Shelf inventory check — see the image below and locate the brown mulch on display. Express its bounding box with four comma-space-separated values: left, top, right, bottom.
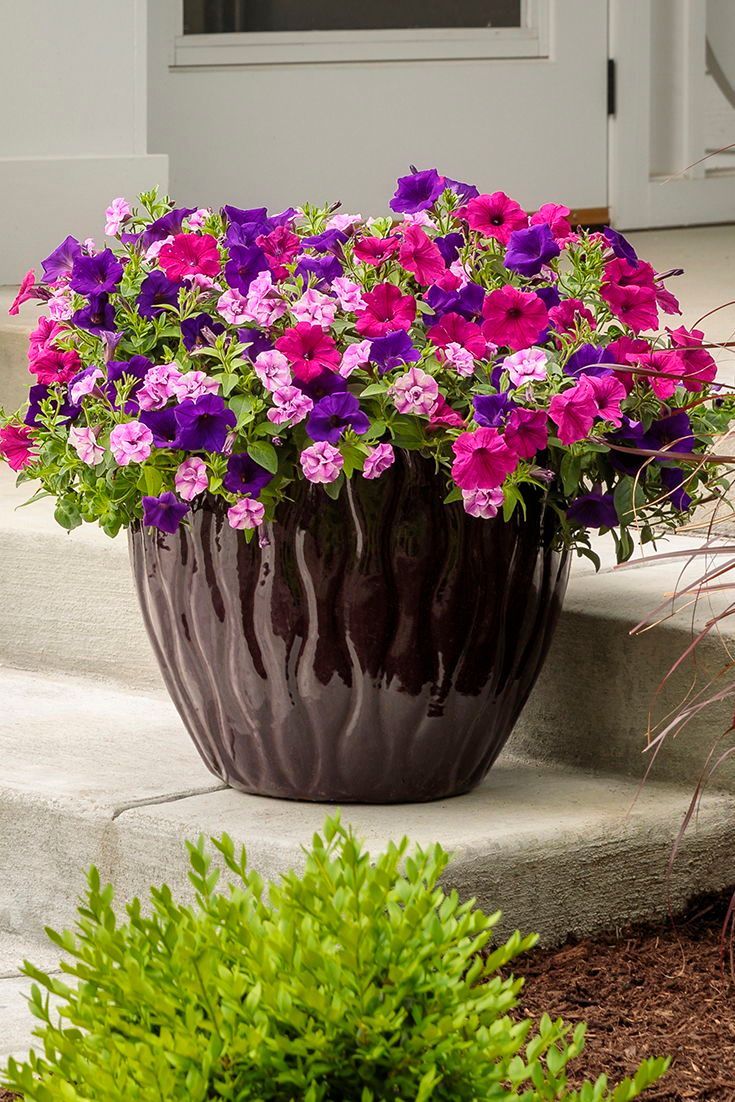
519, 891, 735, 1100
2, 897, 733, 1101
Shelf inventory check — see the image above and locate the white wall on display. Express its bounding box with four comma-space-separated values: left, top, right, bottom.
147, 0, 608, 215
0, 0, 167, 283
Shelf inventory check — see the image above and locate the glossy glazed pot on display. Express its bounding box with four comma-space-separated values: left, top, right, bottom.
129, 453, 569, 803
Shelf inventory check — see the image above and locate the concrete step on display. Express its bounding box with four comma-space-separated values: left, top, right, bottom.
0, 933, 61, 1063
2, 464, 734, 788
1, 665, 734, 967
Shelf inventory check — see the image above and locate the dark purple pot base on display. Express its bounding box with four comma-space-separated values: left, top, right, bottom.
129, 453, 569, 803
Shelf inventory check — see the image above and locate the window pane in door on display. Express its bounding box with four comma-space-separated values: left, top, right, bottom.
183, 0, 523, 34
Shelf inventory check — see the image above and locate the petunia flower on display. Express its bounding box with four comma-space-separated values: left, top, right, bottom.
462, 487, 504, 518
228, 497, 265, 529
398, 225, 446, 285
363, 442, 395, 480
267, 385, 313, 427
306, 392, 370, 443
173, 394, 236, 453
390, 366, 439, 416
567, 490, 618, 530
0, 424, 36, 471
451, 427, 519, 490
504, 408, 548, 458
502, 347, 548, 387
530, 203, 573, 241
482, 286, 548, 351
40, 236, 81, 283
137, 271, 180, 319
389, 168, 445, 213
175, 456, 209, 501
355, 283, 416, 338
300, 440, 344, 483
68, 424, 104, 466
548, 382, 599, 445
223, 452, 273, 495
504, 224, 560, 277
158, 233, 220, 281
142, 491, 190, 534
253, 349, 291, 392
69, 250, 124, 296
369, 330, 420, 374
275, 323, 341, 381
104, 198, 131, 237
8, 270, 38, 315
464, 192, 527, 244
353, 236, 400, 266
109, 421, 154, 466
601, 282, 658, 333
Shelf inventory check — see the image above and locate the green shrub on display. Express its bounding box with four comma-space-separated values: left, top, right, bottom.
4, 818, 668, 1101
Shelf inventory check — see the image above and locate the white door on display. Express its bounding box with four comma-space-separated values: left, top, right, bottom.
148, 0, 610, 218
610, 0, 735, 228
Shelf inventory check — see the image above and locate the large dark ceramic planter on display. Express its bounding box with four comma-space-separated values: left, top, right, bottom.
129, 453, 569, 803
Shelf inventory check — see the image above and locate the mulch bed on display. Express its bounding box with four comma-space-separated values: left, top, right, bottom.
519, 891, 735, 1100
2, 894, 733, 1100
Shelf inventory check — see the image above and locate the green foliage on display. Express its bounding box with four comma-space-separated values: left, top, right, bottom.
3, 819, 669, 1101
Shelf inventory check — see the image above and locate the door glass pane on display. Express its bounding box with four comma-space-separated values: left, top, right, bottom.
183, 0, 523, 34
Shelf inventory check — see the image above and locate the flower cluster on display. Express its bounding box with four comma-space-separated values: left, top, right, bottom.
1, 173, 732, 560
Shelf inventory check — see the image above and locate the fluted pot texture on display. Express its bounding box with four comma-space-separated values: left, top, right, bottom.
129, 452, 569, 803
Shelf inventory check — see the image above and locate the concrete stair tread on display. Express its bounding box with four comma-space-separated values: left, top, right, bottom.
1, 664, 734, 937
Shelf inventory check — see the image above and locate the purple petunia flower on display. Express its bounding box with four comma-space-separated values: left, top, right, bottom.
238, 328, 274, 360
306, 391, 370, 443
138, 208, 196, 249
295, 254, 343, 289
369, 330, 420, 374
69, 249, 124, 296
293, 367, 348, 402
222, 452, 273, 496
222, 205, 269, 232
473, 393, 516, 428
303, 228, 348, 254
661, 466, 692, 511
504, 224, 560, 277
180, 313, 225, 351
142, 491, 190, 534
564, 344, 615, 378
389, 168, 445, 214
603, 227, 638, 266
106, 355, 152, 413
650, 411, 695, 455
225, 244, 269, 294
434, 232, 464, 266
41, 235, 82, 283
137, 271, 181, 319
443, 176, 480, 203
24, 383, 80, 427
567, 490, 618, 529
424, 282, 484, 322
173, 394, 236, 452
534, 284, 562, 311
139, 406, 180, 446
73, 294, 116, 334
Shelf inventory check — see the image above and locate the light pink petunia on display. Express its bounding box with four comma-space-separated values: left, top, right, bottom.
175, 456, 209, 501
109, 421, 153, 466
462, 487, 504, 518
68, 424, 104, 466
228, 497, 265, 529
300, 440, 344, 483
363, 442, 395, 480
391, 366, 439, 416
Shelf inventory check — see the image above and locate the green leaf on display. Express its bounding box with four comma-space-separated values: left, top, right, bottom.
360, 383, 388, 399
323, 473, 344, 500
247, 440, 279, 474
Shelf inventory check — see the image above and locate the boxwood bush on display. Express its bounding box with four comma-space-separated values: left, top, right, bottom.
4, 818, 668, 1100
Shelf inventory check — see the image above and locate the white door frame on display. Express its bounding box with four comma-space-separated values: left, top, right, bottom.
610, 0, 735, 228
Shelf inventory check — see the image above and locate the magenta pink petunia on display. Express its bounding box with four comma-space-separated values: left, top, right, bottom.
275, 323, 341, 381
398, 225, 446, 286
548, 382, 599, 445
482, 287, 549, 351
464, 192, 527, 245
355, 283, 417, 338
0, 424, 36, 471
158, 233, 220, 281
451, 427, 519, 490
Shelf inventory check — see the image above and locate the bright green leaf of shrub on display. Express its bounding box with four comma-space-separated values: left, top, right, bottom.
3, 818, 670, 1101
